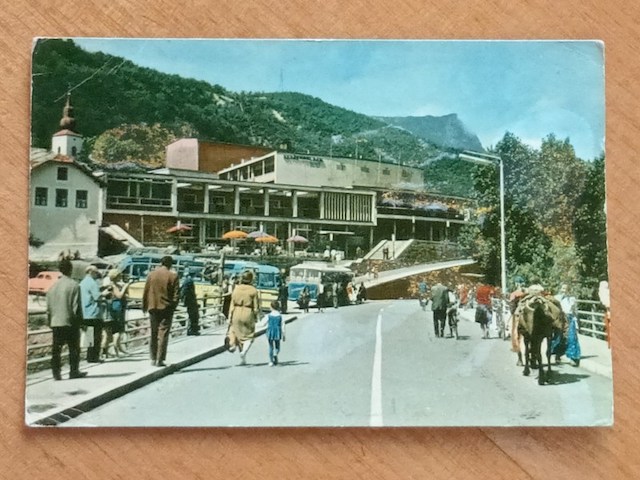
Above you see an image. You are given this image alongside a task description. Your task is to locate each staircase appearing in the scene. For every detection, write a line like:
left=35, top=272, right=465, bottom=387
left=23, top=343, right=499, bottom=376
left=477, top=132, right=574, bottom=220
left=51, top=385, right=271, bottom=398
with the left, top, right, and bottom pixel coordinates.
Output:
left=363, top=239, right=414, bottom=261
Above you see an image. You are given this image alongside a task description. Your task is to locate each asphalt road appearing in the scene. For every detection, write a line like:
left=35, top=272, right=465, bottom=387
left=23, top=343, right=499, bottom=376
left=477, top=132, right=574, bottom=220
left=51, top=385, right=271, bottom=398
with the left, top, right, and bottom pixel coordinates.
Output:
left=65, top=300, right=613, bottom=427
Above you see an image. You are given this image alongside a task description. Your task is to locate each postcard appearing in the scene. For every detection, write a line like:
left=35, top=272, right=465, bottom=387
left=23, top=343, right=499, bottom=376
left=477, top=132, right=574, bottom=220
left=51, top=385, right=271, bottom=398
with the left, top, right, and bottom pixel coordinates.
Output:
left=26, top=38, right=611, bottom=427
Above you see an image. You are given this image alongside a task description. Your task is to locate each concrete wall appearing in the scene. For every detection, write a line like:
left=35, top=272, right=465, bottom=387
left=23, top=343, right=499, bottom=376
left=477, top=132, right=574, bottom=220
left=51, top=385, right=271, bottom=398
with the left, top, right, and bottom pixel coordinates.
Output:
left=166, top=138, right=199, bottom=171
left=274, top=153, right=423, bottom=189
left=29, top=162, right=100, bottom=261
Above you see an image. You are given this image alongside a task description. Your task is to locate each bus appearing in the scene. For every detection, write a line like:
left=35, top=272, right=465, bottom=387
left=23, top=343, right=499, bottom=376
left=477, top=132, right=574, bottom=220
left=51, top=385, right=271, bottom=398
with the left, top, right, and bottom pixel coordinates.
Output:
left=118, top=253, right=222, bottom=306
left=222, top=260, right=281, bottom=311
left=287, top=261, right=354, bottom=306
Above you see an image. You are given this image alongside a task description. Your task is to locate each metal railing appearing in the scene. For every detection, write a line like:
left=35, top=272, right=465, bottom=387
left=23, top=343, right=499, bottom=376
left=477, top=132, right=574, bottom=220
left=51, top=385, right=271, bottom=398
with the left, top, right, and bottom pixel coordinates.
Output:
left=576, top=299, right=607, bottom=341
left=26, top=297, right=228, bottom=373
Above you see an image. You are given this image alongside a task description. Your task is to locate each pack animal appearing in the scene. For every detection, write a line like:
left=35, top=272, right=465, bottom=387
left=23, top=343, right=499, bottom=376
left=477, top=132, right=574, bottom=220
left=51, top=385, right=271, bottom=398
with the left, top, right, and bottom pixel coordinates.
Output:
left=515, top=294, right=567, bottom=385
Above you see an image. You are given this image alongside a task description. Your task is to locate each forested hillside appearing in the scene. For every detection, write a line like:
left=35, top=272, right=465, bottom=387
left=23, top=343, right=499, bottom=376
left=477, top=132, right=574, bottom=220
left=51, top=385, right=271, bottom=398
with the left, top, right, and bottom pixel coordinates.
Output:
left=30, top=39, right=607, bottom=289
left=32, top=39, right=476, bottom=194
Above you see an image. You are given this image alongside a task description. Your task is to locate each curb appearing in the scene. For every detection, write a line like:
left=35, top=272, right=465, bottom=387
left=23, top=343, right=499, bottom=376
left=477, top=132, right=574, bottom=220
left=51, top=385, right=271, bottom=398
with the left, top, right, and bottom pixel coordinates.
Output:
left=32, top=315, right=298, bottom=426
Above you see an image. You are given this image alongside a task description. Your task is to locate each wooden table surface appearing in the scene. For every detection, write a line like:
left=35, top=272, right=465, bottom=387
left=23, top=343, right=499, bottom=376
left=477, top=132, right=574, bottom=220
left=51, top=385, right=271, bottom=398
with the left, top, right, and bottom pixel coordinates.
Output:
left=2, top=1, right=639, bottom=478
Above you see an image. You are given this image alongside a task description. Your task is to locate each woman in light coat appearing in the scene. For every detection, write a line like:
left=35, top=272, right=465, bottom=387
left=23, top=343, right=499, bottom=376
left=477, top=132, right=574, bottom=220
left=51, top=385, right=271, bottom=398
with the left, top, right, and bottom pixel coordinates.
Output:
left=226, top=270, right=260, bottom=365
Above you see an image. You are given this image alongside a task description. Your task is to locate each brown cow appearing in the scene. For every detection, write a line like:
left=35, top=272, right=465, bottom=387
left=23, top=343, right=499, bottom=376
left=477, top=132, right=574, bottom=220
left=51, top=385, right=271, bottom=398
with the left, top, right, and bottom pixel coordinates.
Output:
left=515, top=294, right=567, bottom=385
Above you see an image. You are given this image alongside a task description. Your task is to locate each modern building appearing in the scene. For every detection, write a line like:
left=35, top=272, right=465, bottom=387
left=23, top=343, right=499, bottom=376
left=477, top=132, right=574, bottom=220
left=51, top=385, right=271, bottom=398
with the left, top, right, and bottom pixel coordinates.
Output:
left=102, top=169, right=378, bottom=255
left=216, top=150, right=424, bottom=190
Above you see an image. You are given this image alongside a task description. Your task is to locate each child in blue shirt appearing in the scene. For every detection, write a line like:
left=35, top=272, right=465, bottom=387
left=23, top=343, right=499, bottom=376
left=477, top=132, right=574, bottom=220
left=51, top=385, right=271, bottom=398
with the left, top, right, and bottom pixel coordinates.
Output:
left=265, top=300, right=285, bottom=366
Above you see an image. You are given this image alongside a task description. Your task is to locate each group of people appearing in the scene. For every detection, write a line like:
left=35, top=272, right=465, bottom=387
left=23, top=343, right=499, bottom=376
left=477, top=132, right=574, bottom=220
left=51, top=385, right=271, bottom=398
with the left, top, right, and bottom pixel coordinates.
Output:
left=293, top=281, right=367, bottom=313
left=224, top=270, right=286, bottom=367
left=420, top=277, right=595, bottom=370
left=428, top=281, right=459, bottom=338
left=47, top=258, right=133, bottom=380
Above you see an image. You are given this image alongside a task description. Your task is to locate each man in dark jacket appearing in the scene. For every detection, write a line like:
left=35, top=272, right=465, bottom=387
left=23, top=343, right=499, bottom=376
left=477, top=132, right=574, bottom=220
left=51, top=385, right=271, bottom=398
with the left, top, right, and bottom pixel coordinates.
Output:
left=430, top=282, right=449, bottom=338
left=143, top=256, right=180, bottom=366
left=180, top=268, right=200, bottom=336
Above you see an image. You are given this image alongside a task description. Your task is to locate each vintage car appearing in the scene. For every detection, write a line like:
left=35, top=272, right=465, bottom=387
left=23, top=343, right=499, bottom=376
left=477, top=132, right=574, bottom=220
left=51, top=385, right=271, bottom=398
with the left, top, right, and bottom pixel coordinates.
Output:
left=28, top=271, right=62, bottom=295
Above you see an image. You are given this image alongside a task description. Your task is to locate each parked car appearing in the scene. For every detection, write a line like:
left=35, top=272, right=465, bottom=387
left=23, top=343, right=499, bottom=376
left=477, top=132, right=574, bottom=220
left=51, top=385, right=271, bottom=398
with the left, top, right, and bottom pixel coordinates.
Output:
left=28, top=271, right=62, bottom=295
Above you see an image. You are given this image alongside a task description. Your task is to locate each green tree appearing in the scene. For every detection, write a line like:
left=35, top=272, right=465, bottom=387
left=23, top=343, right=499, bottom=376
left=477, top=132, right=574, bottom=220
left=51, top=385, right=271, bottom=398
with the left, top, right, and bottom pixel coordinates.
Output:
left=573, top=154, right=608, bottom=283
left=92, top=123, right=197, bottom=167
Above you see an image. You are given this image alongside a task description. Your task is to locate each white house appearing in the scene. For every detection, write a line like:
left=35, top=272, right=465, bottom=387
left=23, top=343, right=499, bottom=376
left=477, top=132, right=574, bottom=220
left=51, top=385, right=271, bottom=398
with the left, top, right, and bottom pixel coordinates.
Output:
left=29, top=94, right=103, bottom=261
left=29, top=154, right=103, bottom=261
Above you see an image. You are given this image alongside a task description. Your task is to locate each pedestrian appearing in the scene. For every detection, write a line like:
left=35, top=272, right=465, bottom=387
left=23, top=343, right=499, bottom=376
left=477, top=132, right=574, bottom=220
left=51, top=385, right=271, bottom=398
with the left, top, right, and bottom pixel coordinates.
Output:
left=475, top=283, right=495, bottom=339
left=418, top=279, right=429, bottom=309
left=180, top=268, right=201, bottom=336
left=430, top=282, right=449, bottom=337
left=317, top=282, right=326, bottom=312
left=355, top=246, right=363, bottom=258
left=79, top=265, right=106, bottom=363
left=298, top=286, right=310, bottom=313
left=332, top=281, right=339, bottom=308
left=346, top=281, right=354, bottom=304
left=46, top=257, right=87, bottom=380
left=102, top=269, right=132, bottom=357
left=554, top=284, right=581, bottom=366
left=278, top=280, right=289, bottom=315
left=264, top=300, right=286, bottom=366
left=356, top=282, right=367, bottom=303
left=323, top=246, right=331, bottom=261
left=225, top=270, right=260, bottom=365
left=382, top=246, right=389, bottom=260
left=142, top=256, right=180, bottom=367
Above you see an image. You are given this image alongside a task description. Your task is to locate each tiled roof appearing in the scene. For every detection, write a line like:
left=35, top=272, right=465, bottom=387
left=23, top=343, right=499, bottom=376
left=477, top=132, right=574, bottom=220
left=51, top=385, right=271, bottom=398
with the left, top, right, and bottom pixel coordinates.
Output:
left=52, top=129, right=82, bottom=137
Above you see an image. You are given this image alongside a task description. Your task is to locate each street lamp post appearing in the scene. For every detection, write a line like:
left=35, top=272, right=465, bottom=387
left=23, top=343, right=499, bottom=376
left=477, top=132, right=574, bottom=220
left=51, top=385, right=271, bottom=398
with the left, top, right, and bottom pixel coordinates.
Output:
left=459, top=151, right=507, bottom=296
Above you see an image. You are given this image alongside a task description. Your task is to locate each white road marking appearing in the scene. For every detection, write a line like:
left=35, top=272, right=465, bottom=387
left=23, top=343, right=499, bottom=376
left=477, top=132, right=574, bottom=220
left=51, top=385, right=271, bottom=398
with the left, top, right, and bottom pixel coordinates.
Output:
left=370, top=308, right=384, bottom=426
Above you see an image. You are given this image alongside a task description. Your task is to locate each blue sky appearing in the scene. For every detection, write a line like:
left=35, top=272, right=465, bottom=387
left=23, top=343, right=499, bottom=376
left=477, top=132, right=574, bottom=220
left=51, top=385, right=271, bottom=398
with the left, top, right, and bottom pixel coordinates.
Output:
left=74, top=38, right=604, bottom=160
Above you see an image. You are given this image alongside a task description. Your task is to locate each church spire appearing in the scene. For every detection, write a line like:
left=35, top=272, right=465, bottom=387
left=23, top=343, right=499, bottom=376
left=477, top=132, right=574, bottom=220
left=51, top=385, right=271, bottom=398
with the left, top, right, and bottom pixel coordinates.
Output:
left=59, top=92, right=76, bottom=132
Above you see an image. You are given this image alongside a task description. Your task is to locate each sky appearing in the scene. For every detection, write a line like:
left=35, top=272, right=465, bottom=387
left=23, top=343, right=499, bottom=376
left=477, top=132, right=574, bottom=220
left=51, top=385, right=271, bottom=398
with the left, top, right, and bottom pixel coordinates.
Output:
left=74, top=38, right=605, bottom=160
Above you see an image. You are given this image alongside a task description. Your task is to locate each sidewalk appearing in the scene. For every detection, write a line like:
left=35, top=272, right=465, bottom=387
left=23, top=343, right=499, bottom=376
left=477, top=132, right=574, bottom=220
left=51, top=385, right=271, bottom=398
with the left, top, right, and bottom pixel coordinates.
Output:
left=25, top=314, right=298, bottom=427
left=457, top=308, right=612, bottom=379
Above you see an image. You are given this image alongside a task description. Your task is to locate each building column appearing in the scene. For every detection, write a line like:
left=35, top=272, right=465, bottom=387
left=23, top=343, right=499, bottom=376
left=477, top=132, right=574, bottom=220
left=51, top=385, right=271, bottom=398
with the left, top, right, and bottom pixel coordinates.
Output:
left=171, top=179, right=178, bottom=215
left=264, top=189, right=270, bottom=216
left=203, top=184, right=210, bottom=214
left=319, top=191, right=325, bottom=219
left=234, top=186, right=240, bottom=215
left=292, top=190, right=298, bottom=218
left=346, top=195, right=351, bottom=221
left=412, top=216, right=416, bottom=237
left=199, top=219, right=206, bottom=246
left=429, top=223, right=433, bottom=241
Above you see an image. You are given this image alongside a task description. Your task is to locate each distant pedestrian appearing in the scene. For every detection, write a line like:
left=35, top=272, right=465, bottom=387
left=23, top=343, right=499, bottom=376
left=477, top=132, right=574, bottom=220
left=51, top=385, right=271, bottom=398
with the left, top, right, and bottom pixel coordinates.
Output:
left=430, top=282, right=449, bottom=337
left=278, top=280, right=289, bottom=314
left=180, top=268, right=200, bottom=336
left=226, top=270, right=260, bottom=365
left=356, top=246, right=363, bottom=259
left=356, top=282, right=367, bottom=304
left=475, top=283, right=495, bottom=339
left=264, top=300, right=286, bottom=366
left=317, top=282, right=326, bottom=312
left=298, top=286, right=310, bottom=313
left=332, top=282, right=339, bottom=308
left=382, top=246, right=389, bottom=260
left=80, top=265, right=106, bottom=363
left=46, top=257, right=87, bottom=380
left=142, top=256, right=180, bottom=367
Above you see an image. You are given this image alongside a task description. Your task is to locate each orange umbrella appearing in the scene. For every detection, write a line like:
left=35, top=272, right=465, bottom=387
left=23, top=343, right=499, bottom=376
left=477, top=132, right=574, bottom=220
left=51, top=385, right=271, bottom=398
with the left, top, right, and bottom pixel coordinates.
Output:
left=222, top=230, right=248, bottom=240
left=255, top=235, right=278, bottom=243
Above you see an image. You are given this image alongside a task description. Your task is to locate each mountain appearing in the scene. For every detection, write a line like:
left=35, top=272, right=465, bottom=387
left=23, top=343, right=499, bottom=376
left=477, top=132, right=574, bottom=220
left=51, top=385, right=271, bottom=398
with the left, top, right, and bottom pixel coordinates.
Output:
left=378, top=114, right=484, bottom=152
left=31, top=39, right=477, bottom=196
